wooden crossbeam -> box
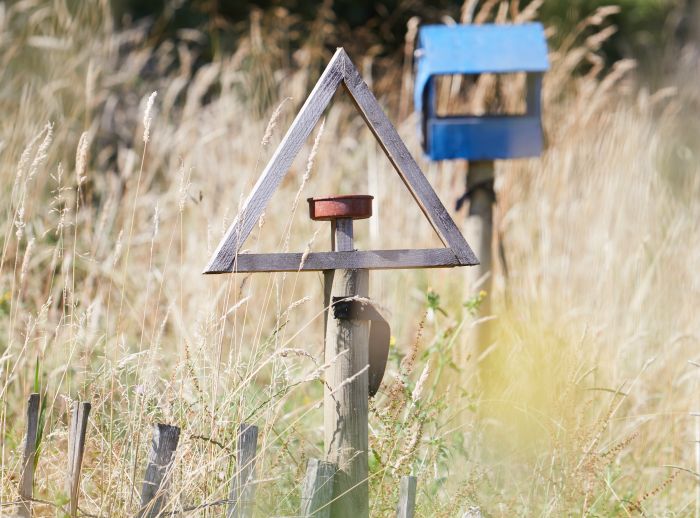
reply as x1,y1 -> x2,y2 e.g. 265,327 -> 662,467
205,248 -> 463,273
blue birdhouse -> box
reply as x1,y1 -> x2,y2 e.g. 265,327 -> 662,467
414,23 -> 549,161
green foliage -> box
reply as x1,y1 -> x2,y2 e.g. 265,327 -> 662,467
540,0 -> 680,66
112,0 -> 687,67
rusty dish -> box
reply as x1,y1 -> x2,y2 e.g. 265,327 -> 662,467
307,194 -> 373,221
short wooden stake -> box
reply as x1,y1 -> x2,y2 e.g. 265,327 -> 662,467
138,424 -> 180,518
324,218 -> 370,518
227,423 -> 259,518
301,458 -> 336,518
395,475 -> 417,518
18,393 -> 40,518
66,401 -> 91,517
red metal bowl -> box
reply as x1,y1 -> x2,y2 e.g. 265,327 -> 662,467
307,195 -> 373,221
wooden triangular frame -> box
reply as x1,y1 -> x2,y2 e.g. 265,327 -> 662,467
205,48 -> 478,273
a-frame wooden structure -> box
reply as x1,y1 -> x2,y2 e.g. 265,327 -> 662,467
204,47 -> 478,274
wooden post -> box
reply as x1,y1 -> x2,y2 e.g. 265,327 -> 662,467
227,423 -> 259,518
324,217 -> 370,518
464,161 -> 495,358
301,458 -> 336,518
395,475 -> 417,518
66,401 -> 91,518
138,424 -> 180,518
18,393 -> 40,518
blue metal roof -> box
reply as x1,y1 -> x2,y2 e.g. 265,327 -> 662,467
414,23 -> 549,114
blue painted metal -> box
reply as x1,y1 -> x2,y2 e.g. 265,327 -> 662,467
414,23 -> 549,160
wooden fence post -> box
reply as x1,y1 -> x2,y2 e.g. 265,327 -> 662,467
18,393 -> 40,518
301,458 -> 336,518
324,217 -> 370,518
138,424 -> 180,518
395,475 -> 417,518
227,423 -> 259,518
66,401 -> 90,517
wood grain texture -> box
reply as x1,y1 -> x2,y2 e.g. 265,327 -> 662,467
227,423 -> 259,518
138,424 -> 180,518
300,458 -> 336,518
205,248 -> 462,273
338,49 -> 477,266
324,268 -> 369,518
204,47 -> 478,275
334,218 -> 354,252
396,476 -> 417,518
206,49 -> 345,273
18,393 -> 40,518
66,402 -> 91,518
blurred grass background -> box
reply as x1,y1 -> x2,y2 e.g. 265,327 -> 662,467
0,0 -> 699,516
111,0 -> 691,65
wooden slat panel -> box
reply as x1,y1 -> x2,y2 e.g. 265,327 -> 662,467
138,424 -> 180,518
18,393 -> 40,518
396,476 -> 417,518
338,50 -> 477,266
300,458 -> 336,518
205,49 -> 346,273
227,423 -> 259,518
205,248 -> 462,273
66,401 -> 91,518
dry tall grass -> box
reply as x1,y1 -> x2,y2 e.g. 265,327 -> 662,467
1,0 -> 699,516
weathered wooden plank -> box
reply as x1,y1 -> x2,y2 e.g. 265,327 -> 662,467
227,423 -> 259,518
300,458 -> 336,518
338,49 -> 477,266
206,248 -> 464,273
18,393 -> 40,518
324,266 -> 369,518
396,476 -> 417,518
138,424 -> 180,518
66,401 -> 91,518
205,49 -> 346,273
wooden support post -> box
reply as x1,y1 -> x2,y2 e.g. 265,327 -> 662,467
18,393 -> 40,518
66,401 -> 91,517
464,161 -> 495,358
395,475 -> 417,518
227,423 -> 259,518
324,217 -> 370,518
138,424 -> 180,518
301,458 -> 336,518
